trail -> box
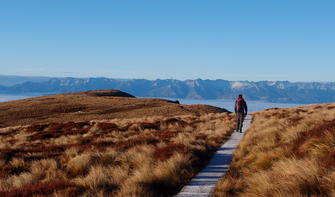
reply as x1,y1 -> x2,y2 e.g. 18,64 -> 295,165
175,115 -> 252,197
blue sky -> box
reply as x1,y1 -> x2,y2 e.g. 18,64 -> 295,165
0,0 -> 334,81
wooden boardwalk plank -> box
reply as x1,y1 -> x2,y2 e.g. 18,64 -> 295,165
175,115 -> 252,197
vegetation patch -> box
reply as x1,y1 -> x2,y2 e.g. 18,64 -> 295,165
214,103 -> 335,197
0,113 -> 234,196
0,90 -> 228,128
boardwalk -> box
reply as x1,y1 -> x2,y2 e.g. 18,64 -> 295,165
175,115 -> 252,197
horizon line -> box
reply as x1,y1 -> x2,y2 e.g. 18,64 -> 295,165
0,74 -> 334,84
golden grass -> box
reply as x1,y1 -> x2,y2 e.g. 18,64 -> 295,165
0,112 -> 235,196
0,90 -> 228,128
214,103 -> 335,197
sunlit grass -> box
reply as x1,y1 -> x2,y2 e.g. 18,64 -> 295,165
214,103 -> 335,197
0,112 -> 235,196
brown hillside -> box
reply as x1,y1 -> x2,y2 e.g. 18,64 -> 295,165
0,90 -> 228,128
0,109 -> 235,196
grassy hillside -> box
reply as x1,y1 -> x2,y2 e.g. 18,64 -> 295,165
0,90 -> 234,196
215,103 -> 335,197
0,90 -> 228,128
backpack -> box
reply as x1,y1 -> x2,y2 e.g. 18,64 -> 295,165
236,98 -> 244,112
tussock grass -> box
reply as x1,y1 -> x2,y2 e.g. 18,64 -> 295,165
0,90 -> 228,128
0,112 -> 235,196
214,103 -> 335,197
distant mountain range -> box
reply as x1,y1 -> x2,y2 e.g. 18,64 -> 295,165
0,75 -> 335,104
0,75 -> 51,86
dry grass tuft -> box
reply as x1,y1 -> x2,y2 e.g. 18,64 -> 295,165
0,111 -> 235,196
0,180 -> 75,197
215,103 -> 335,197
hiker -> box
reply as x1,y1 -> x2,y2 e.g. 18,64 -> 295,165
234,94 -> 248,133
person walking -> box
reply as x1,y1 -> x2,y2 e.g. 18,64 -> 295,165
234,94 -> 248,133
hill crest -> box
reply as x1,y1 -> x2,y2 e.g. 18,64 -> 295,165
0,89 -> 229,128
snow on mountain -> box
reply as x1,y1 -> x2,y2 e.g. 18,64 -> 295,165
1,76 -> 335,104
231,82 -> 252,89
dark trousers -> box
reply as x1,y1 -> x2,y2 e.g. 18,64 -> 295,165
236,113 -> 245,132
